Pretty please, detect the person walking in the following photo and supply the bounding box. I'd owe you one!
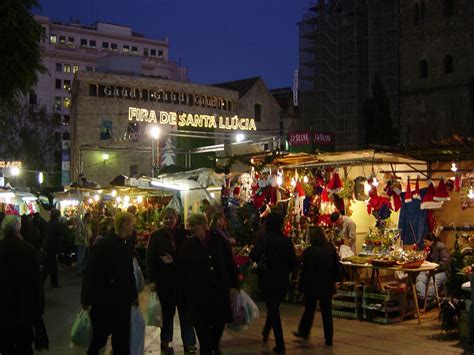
[0,215,43,354]
[249,212,296,354]
[146,208,197,353]
[81,212,138,355]
[177,213,235,355]
[93,217,115,246]
[293,226,341,346]
[42,209,66,288]
[209,212,236,246]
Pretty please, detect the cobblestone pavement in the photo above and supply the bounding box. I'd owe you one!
[40,265,474,354]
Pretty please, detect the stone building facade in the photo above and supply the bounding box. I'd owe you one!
[70,72,280,187]
[399,0,474,144]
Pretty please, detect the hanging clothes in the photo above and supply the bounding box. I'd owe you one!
[398,188,429,247]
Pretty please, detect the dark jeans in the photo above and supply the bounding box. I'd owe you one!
[262,288,287,350]
[298,294,333,342]
[194,320,225,355]
[87,304,131,355]
[157,291,196,346]
[42,250,59,286]
[0,325,34,355]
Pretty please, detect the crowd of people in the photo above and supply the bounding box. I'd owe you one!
[0,204,345,355]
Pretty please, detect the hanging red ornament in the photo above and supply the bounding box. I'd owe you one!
[420,181,443,209]
[405,176,413,203]
[413,176,421,200]
[327,170,343,193]
[392,193,402,212]
[434,178,450,201]
[455,174,462,192]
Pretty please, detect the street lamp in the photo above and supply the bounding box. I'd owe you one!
[235,132,245,143]
[148,125,161,178]
[10,166,20,176]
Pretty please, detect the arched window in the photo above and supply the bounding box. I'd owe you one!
[420,1,426,21]
[414,3,420,24]
[254,103,262,122]
[444,0,453,16]
[419,60,428,78]
[444,55,453,74]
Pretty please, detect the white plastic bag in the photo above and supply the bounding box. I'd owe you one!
[145,292,162,327]
[240,290,259,324]
[133,258,145,293]
[130,306,145,355]
[228,289,259,331]
[338,244,355,259]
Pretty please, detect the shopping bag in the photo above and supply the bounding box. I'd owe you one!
[145,292,163,327]
[133,258,145,293]
[70,309,93,348]
[130,306,145,355]
[240,290,259,324]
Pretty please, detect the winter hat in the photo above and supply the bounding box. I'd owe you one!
[420,181,443,209]
[327,170,343,193]
[434,178,450,201]
[405,176,413,203]
[413,176,421,200]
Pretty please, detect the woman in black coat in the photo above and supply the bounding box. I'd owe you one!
[249,212,296,354]
[146,208,196,353]
[293,226,340,346]
[177,213,237,355]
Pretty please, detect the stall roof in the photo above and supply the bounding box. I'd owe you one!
[254,150,426,169]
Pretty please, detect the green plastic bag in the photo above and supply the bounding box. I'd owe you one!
[145,293,162,327]
[71,309,93,348]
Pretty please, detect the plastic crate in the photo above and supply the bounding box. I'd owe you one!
[332,308,363,320]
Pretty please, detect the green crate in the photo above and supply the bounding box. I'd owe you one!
[362,302,401,313]
[332,309,363,320]
[363,314,402,324]
[335,289,363,298]
[363,286,402,302]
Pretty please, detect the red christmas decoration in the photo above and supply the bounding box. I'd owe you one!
[420,181,443,209]
[454,174,462,192]
[413,176,421,200]
[327,170,343,193]
[405,176,413,203]
[434,178,450,201]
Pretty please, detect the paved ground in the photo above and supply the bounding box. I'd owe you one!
[41,265,474,354]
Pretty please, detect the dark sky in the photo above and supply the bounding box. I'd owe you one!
[37,0,310,89]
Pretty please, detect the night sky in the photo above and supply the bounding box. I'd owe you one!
[37,0,311,89]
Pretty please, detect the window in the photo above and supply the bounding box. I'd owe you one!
[111,43,117,51]
[150,49,156,56]
[50,34,57,44]
[100,120,112,140]
[123,45,130,53]
[68,37,74,45]
[29,92,37,105]
[55,79,62,89]
[419,60,428,78]
[73,65,79,73]
[89,40,96,48]
[62,115,70,126]
[59,35,66,44]
[63,64,71,73]
[144,48,149,56]
[414,3,420,24]
[129,165,138,177]
[254,104,262,122]
[444,55,453,73]
[444,0,453,16]
[158,50,163,57]
[41,27,46,42]
[86,66,93,72]
[63,97,71,109]
[62,132,70,140]
[128,122,139,135]
[63,80,71,92]
[102,42,109,49]
[56,63,62,71]
[54,97,62,111]
[132,46,138,54]
[81,38,87,47]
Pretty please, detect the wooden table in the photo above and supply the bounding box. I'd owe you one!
[341,261,440,324]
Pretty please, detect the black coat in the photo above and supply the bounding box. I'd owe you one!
[177,235,234,324]
[81,233,137,306]
[0,236,43,329]
[301,244,340,297]
[249,231,296,291]
[209,229,239,290]
[43,219,66,252]
[146,227,188,298]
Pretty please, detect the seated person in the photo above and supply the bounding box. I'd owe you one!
[416,233,450,301]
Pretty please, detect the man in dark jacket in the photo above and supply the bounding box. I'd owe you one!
[81,212,138,355]
[0,215,43,354]
[249,212,296,354]
[146,208,196,353]
[42,209,65,288]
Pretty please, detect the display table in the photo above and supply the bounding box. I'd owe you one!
[341,261,440,324]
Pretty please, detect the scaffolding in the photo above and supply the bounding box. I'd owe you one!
[298,0,399,151]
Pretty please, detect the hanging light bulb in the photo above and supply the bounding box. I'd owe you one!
[372,176,379,187]
[468,186,474,199]
[364,181,372,195]
[303,175,309,183]
[94,194,100,202]
[290,177,296,187]
[451,162,458,172]
[276,175,283,186]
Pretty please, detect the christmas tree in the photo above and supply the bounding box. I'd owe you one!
[161,138,176,167]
